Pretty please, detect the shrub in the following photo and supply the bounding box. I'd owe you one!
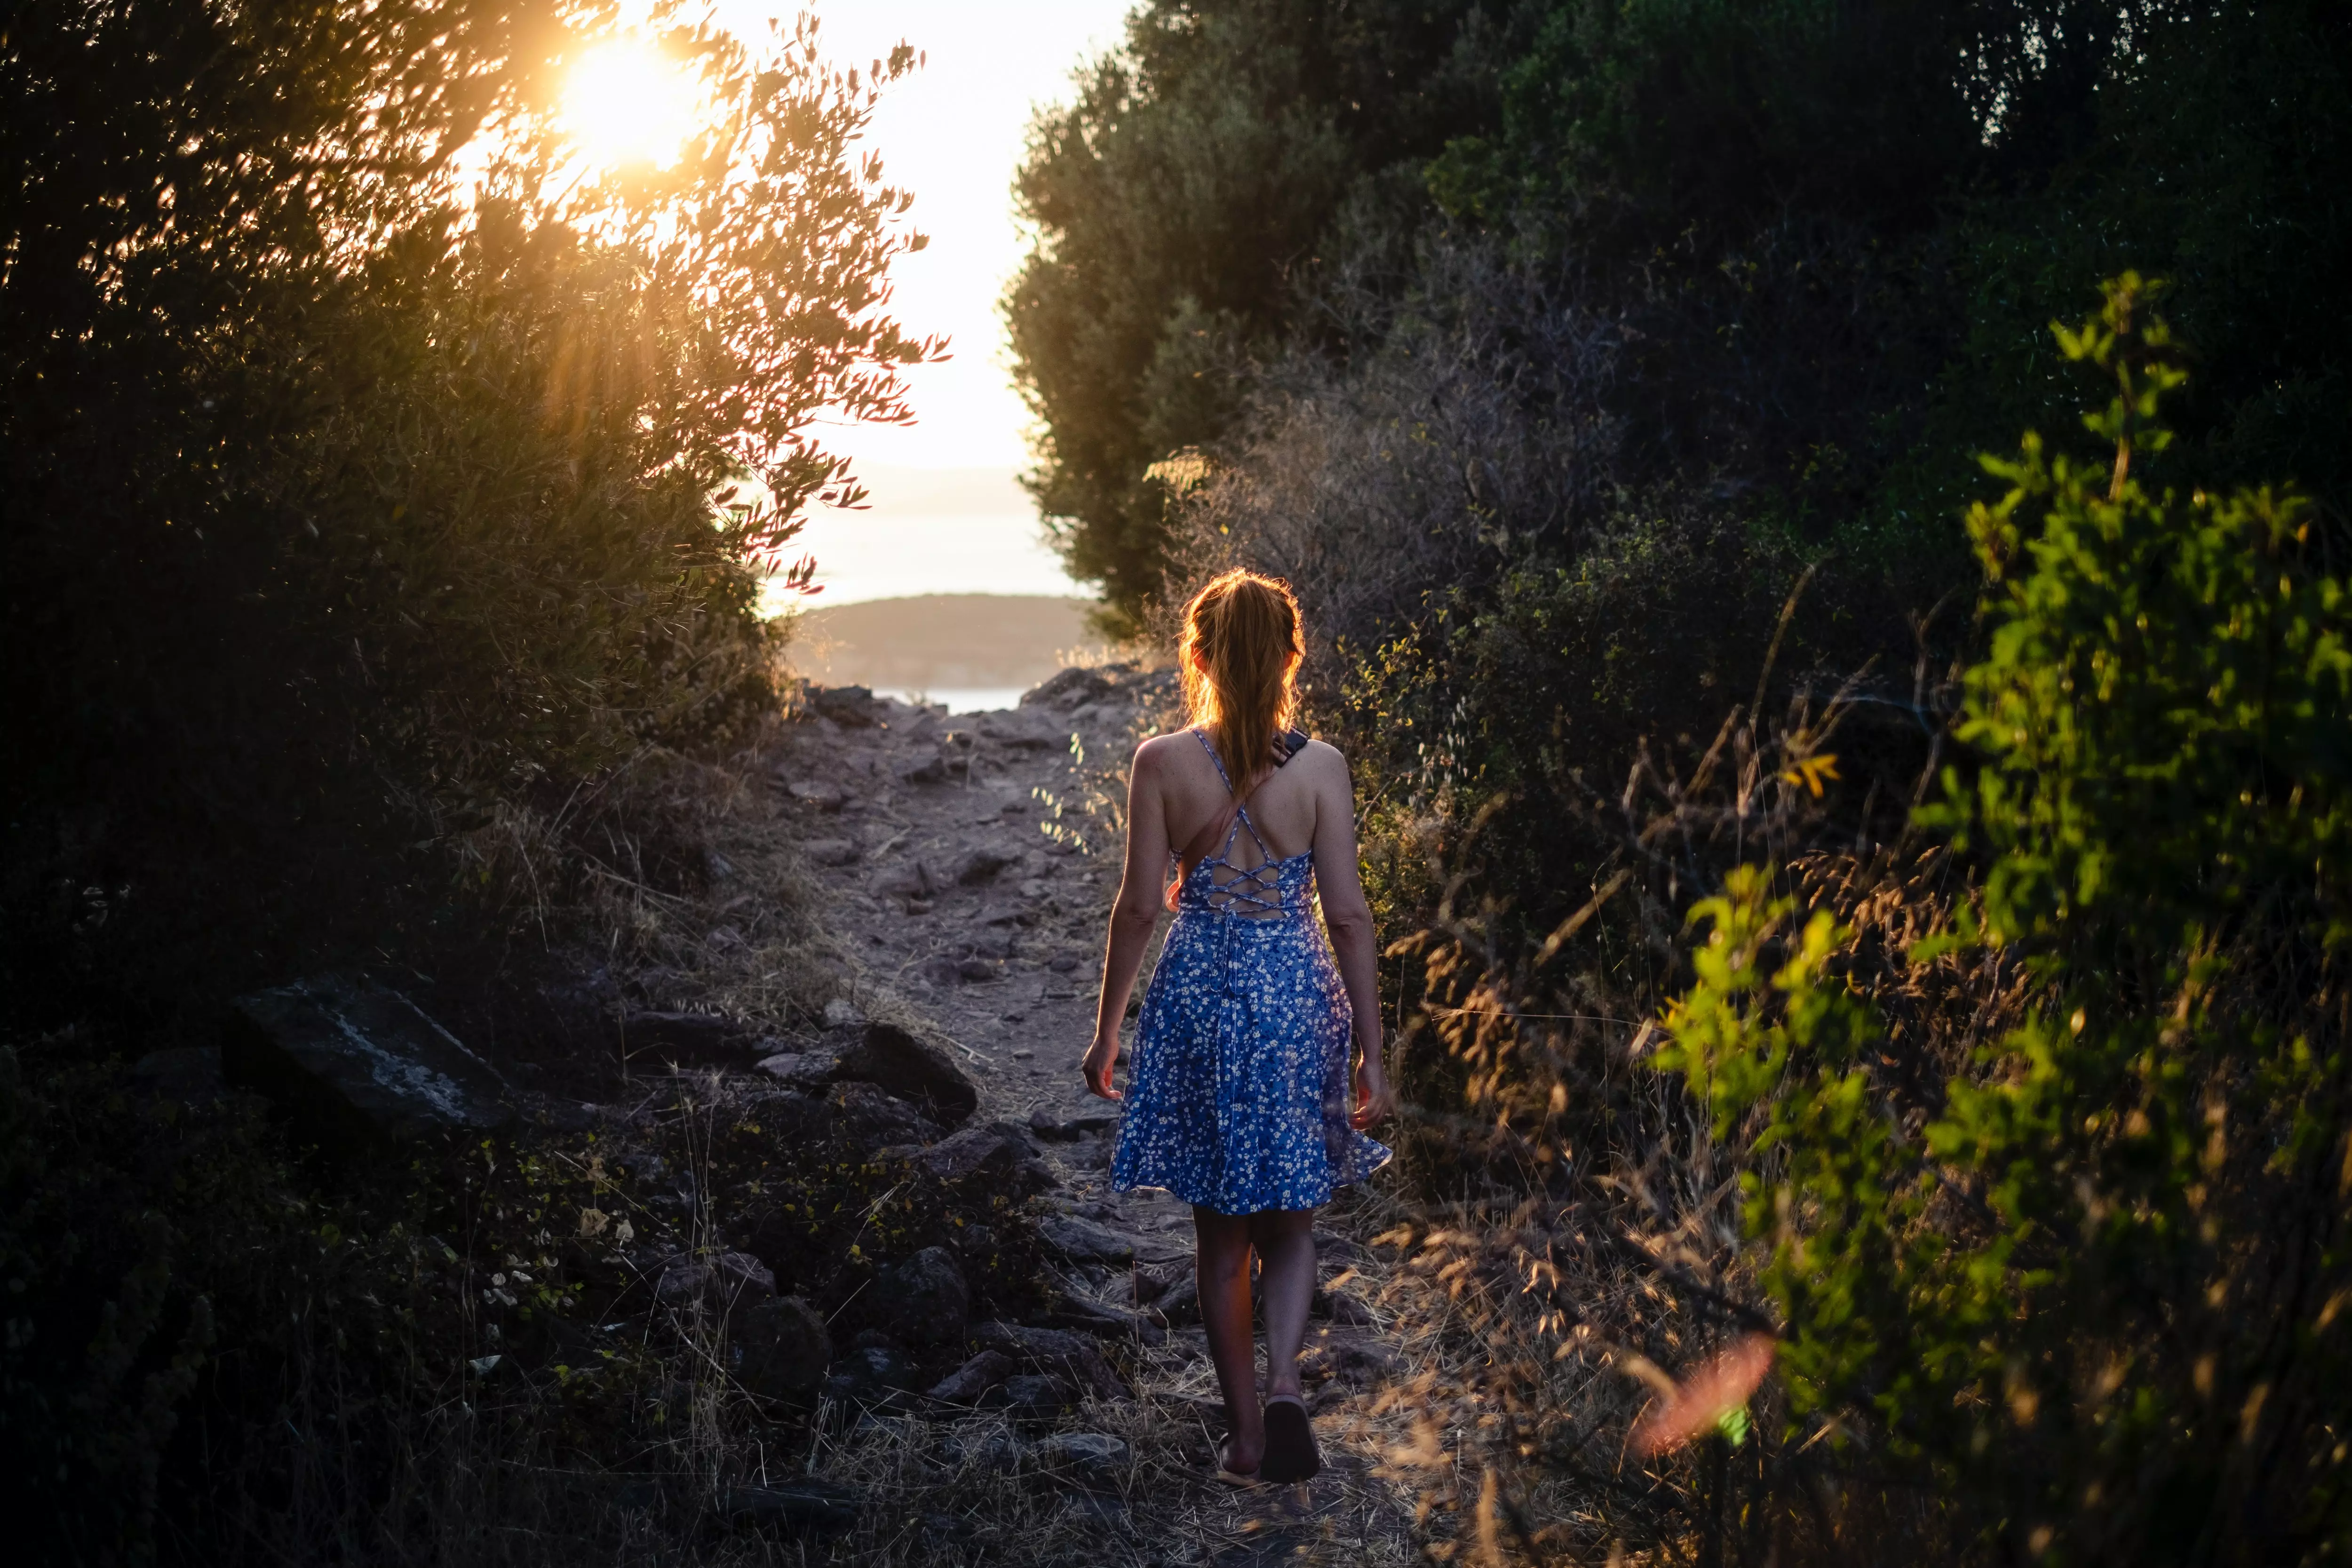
[0,0,938,1025]
[1658,276,2352,1560]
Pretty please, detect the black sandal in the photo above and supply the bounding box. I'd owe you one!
[1260,1395,1321,1484]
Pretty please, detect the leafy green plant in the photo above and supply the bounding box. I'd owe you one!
[1658,276,2352,1562]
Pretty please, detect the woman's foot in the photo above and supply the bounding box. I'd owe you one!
[1260,1394,1321,1484]
[1214,1433,1264,1488]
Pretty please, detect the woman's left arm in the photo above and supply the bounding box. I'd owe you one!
[1083,739,1171,1099]
[1305,745,1395,1128]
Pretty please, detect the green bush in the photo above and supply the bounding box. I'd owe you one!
[1659,276,2352,1561]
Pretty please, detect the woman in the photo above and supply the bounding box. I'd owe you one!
[1082,568,1395,1487]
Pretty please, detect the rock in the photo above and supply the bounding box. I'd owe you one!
[830,1082,937,1148]
[807,685,884,728]
[786,779,847,812]
[745,1090,841,1146]
[969,1321,1128,1400]
[874,1246,970,1346]
[1313,1286,1375,1326]
[993,1373,1070,1416]
[976,712,1060,749]
[716,1251,776,1305]
[223,974,511,1146]
[717,1480,861,1537]
[130,1046,226,1106]
[755,1050,842,1091]
[1026,1106,1119,1143]
[834,1022,979,1125]
[915,1127,1017,1184]
[1033,1433,1130,1475]
[804,838,860,867]
[1046,1291,1167,1346]
[1021,667,1115,710]
[823,998,864,1027]
[826,1343,921,1401]
[952,846,1017,885]
[916,955,961,987]
[1130,1260,1184,1305]
[1335,1340,1402,1380]
[620,1010,761,1067]
[869,862,938,899]
[972,1321,1090,1361]
[1038,1215,1137,1267]
[737,1296,831,1400]
[926,1349,1014,1403]
[655,1261,715,1305]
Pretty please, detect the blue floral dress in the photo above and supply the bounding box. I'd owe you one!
[1111,731,1392,1214]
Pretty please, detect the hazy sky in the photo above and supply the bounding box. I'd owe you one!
[710,1,1136,473]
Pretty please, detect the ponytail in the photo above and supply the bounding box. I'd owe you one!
[1177,569,1302,786]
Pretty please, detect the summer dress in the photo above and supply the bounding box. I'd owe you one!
[1110,729,1392,1215]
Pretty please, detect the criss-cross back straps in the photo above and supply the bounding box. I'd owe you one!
[1162,727,1309,915]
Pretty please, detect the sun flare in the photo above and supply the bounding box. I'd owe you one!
[561,41,700,170]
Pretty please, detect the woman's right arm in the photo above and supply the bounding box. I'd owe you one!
[1083,739,1170,1099]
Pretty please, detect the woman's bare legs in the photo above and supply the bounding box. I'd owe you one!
[1195,1205,1319,1472]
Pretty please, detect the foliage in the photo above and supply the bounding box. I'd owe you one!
[0,1026,1047,1564]
[1006,0,1508,633]
[1657,279,2352,1561]
[1020,0,2350,637]
[0,0,937,1025]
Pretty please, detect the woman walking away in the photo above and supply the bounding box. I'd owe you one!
[1082,568,1394,1487]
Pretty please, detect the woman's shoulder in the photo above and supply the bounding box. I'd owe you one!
[1131,727,1202,769]
[1293,735,1348,773]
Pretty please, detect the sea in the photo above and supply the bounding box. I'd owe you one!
[763,505,1087,713]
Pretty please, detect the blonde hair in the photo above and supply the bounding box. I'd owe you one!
[1178,569,1302,785]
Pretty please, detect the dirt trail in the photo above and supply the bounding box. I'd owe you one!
[765,666,1419,1567]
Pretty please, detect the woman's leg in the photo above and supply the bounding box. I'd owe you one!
[1247,1208,1317,1398]
[1194,1206,1263,1470]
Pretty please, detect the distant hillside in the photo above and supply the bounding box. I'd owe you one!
[789,594,1108,692]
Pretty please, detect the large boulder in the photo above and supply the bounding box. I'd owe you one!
[736,1296,832,1400]
[1036,1215,1137,1267]
[874,1246,970,1346]
[834,1022,978,1126]
[927,1349,1013,1403]
[1020,667,1115,710]
[804,684,884,728]
[831,1082,938,1148]
[223,975,510,1146]
[915,1126,1019,1185]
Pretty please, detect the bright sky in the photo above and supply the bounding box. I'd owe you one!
[562,4,1132,602]
[711,1,1135,473]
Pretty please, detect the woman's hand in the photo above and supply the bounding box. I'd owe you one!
[1351,1046,1395,1130]
[1081,1032,1123,1101]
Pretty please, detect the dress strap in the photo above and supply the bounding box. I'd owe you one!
[1192,727,1232,788]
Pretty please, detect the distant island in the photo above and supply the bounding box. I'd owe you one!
[788,593,1108,696]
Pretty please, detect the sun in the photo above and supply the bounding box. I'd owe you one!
[561,41,701,170]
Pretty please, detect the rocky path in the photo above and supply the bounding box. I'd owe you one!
[766,667,1418,1568]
